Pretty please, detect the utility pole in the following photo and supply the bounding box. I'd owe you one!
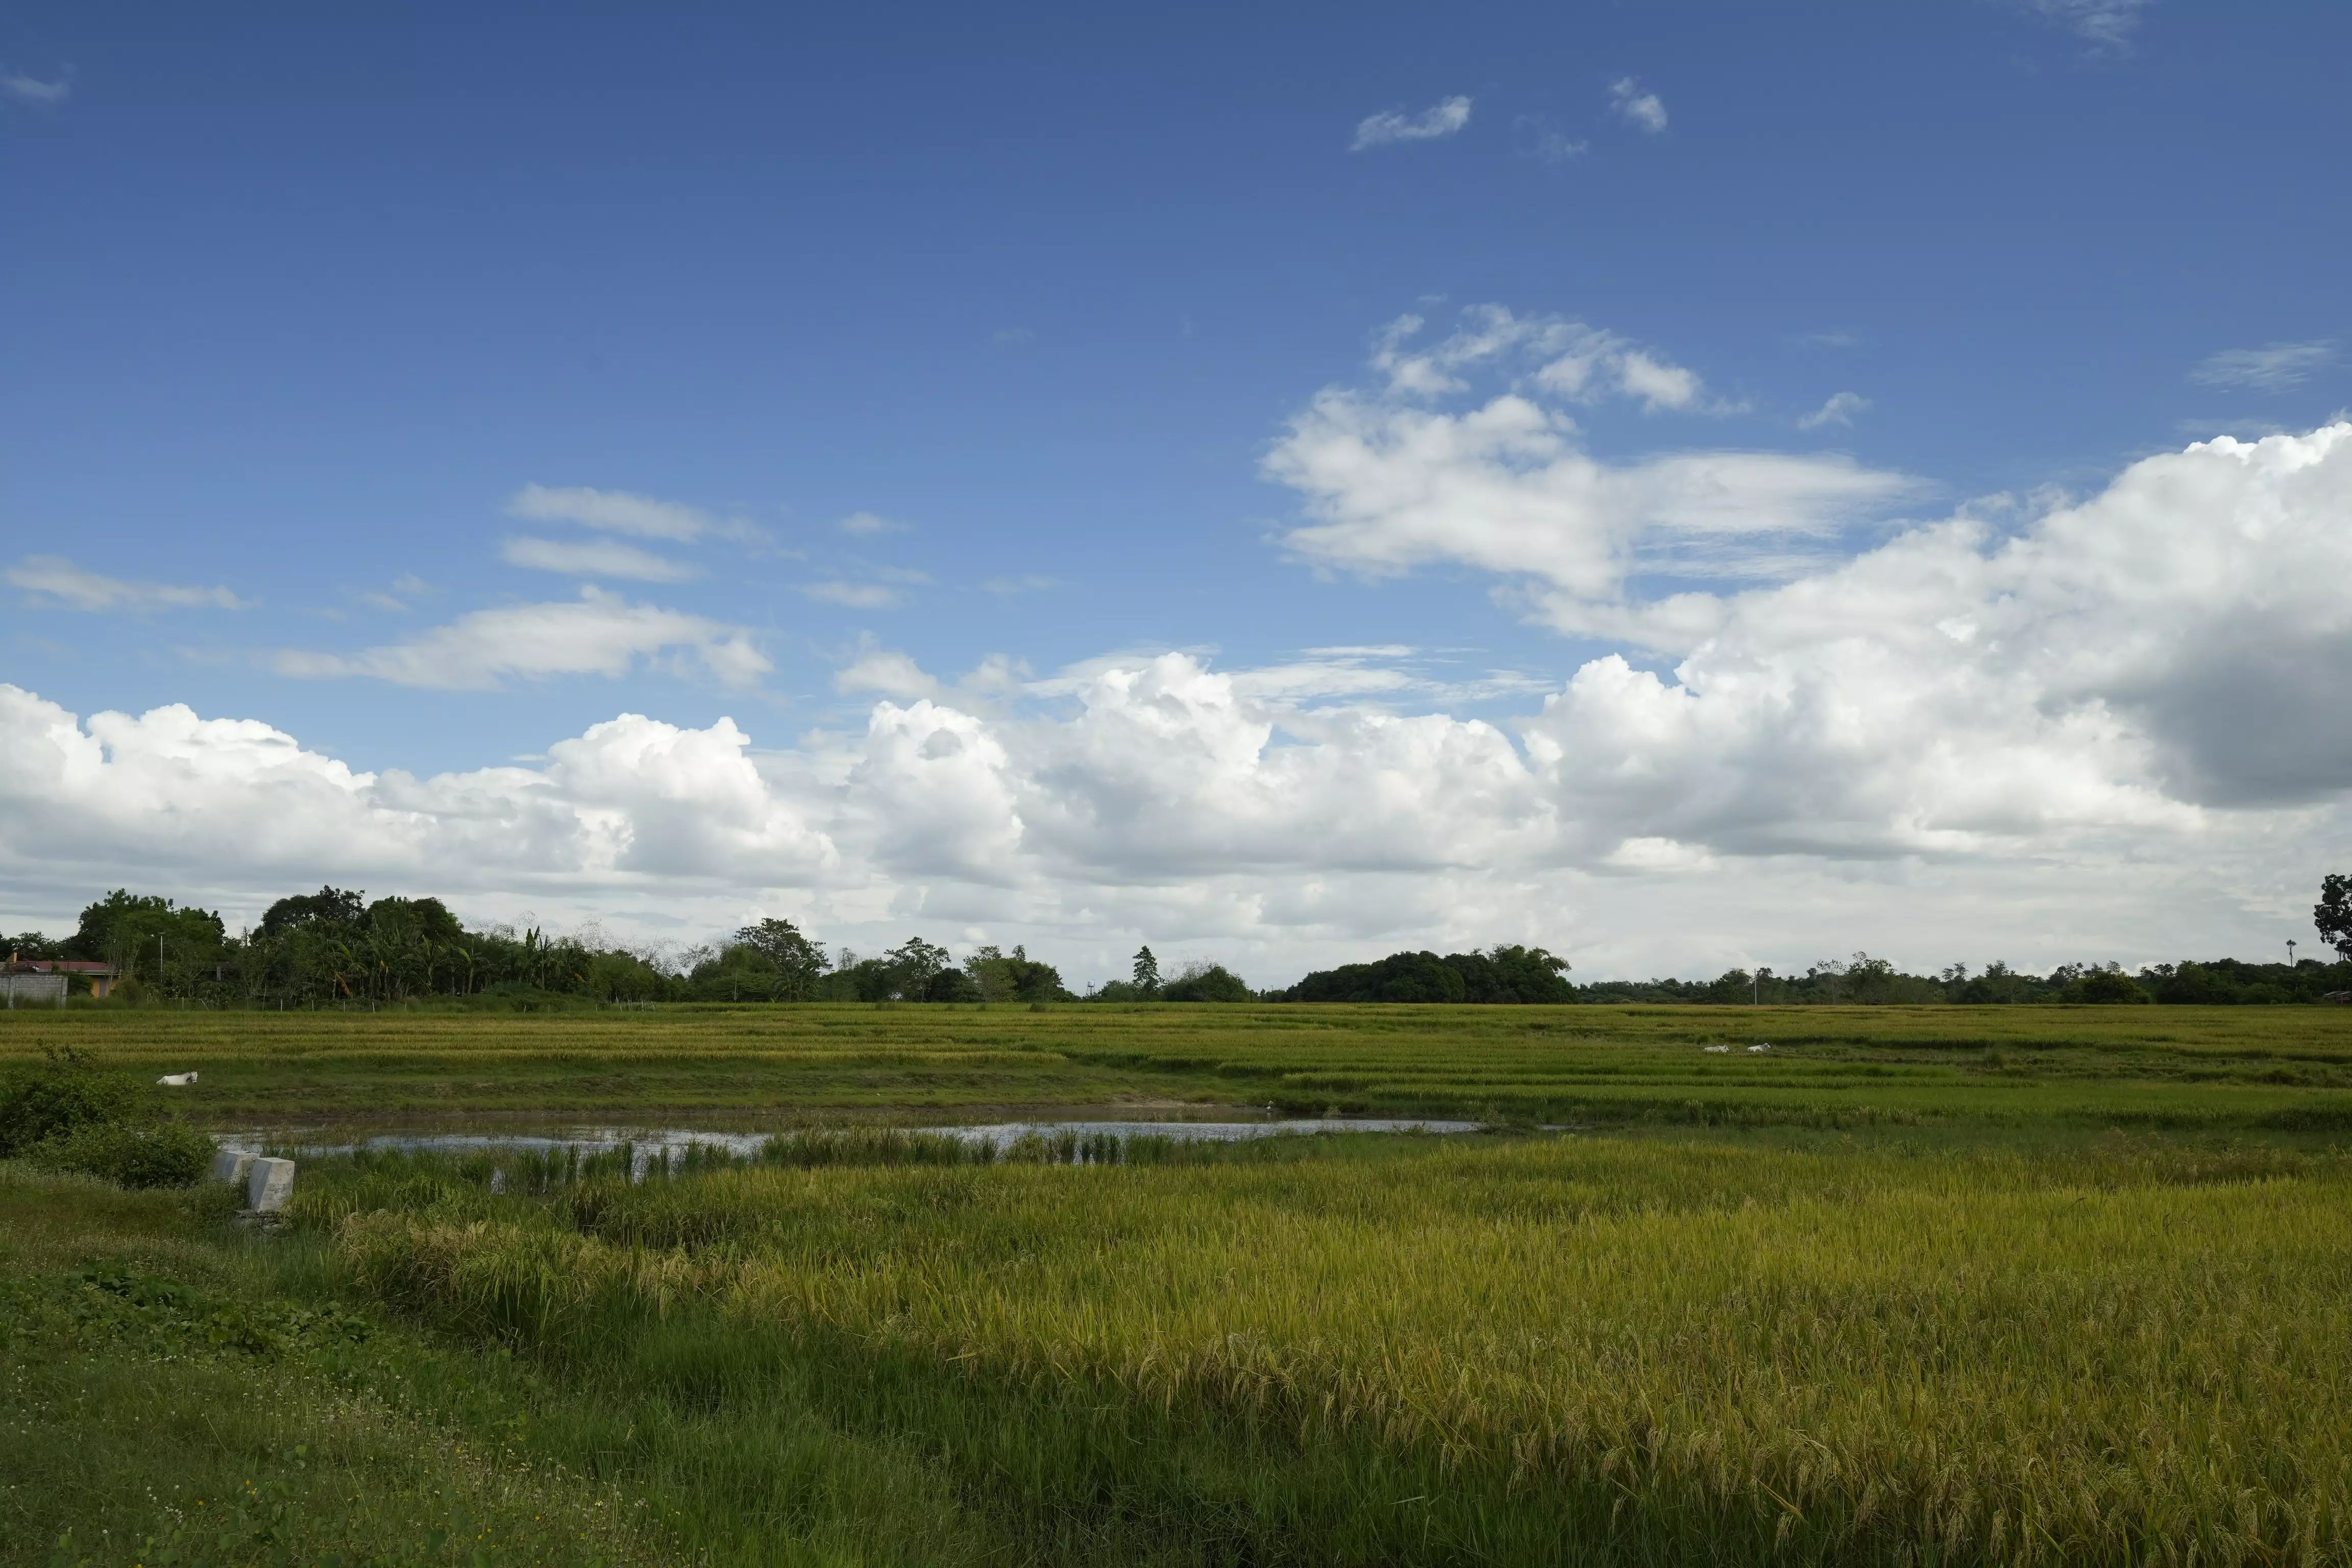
[2288,938,2299,968]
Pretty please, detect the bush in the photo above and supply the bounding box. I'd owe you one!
[28,1119,213,1188]
[1161,963,1254,1002]
[0,1050,140,1157]
[2070,968,2150,1004]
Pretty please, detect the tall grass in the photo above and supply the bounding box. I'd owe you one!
[291,1133,2352,1565]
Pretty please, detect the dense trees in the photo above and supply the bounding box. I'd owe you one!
[14,874,2352,1009]
[1280,946,1574,1004]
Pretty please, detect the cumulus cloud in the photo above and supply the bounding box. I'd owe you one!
[1610,78,1668,134]
[0,688,835,902]
[8,556,247,612]
[838,511,905,536]
[1798,391,1871,430]
[500,536,699,582]
[1268,308,1910,623]
[271,587,770,689]
[10,422,2352,978]
[1351,95,1473,151]
[505,484,721,542]
[2191,341,2333,392]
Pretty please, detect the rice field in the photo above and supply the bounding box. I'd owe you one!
[277,1127,2352,1565]
[6,1001,2352,1129]
[9,1006,2352,1563]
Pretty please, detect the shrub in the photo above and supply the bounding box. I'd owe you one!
[29,1119,213,1188]
[1160,963,1253,1002]
[2070,967,2150,1004]
[0,1050,141,1157]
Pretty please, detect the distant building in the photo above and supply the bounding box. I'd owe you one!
[2,957,121,1003]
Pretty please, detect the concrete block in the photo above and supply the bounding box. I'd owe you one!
[212,1148,255,1187]
[247,1157,296,1212]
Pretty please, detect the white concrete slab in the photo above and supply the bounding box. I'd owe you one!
[247,1157,295,1212]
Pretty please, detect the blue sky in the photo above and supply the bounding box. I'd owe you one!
[5,1,2350,983]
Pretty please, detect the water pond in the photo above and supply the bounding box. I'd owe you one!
[218,1116,1485,1171]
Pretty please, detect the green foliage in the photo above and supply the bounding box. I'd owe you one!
[1131,946,1160,995]
[1156,962,1251,1002]
[5,929,64,960]
[28,1117,213,1188]
[0,1048,209,1187]
[1282,943,1571,1002]
[257,884,369,937]
[964,944,1070,1002]
[2068,965,2151,1003]
[0,1049,141,1156]
[2320,872,2352,962]
[71,888,228,994]
[729,916,828,999]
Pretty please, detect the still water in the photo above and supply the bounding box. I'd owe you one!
[219,1117,1484,1164]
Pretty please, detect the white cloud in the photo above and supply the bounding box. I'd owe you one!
[1367,305,1729,412]
[2191,341,2333,392]
[839,511,906,536]
[1269,309,1911,620]
[10,420,2352,983]
[271,586,770,689]
[983,575,1061,595]
[1351,95,1473,152]
[802,582,901,609]
[2021,0,2155,48]
[504,484,721,542]
[8,556,247,612]
[501,536,699,582]
[834,647,943,702]
[1,71,69,105]
[0,688,836,904]
[1798,391,1871,430]
[1609,78,1668,135]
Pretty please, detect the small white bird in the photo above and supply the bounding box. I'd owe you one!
[157,1071,199,1086]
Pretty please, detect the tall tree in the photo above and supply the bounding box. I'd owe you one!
[733,917,827,1000]
[1132,946,1161,995]
[2317,874,2352,963]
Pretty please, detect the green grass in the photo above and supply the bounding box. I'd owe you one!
[7,1002,2352,1130]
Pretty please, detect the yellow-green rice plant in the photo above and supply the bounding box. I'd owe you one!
[301,1134,2352,1564]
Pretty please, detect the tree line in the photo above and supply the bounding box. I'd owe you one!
[1,888,1208,1008]
[8,877,2351,1008]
